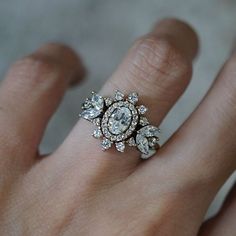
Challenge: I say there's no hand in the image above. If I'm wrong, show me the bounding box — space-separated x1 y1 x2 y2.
0 18 235 236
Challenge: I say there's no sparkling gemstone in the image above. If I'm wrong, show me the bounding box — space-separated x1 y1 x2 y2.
136 134 149 155
93 118 101 126
138 105 148 115
91 93 104 109
149 137 159 147
135 125 160 155
108 106 132 135
115 142 125 152
128 92 138 104
139 116 149 126
143 125 160 137
82 98 92 109
101 138 112 150
127 137 136 146
80 93 104 120
104 97 113 106
93 128 102 138
114 90 124 101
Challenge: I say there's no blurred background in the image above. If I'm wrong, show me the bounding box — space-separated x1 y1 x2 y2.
0 0 235 219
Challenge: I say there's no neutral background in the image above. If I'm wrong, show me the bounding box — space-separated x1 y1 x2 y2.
0 0 235 219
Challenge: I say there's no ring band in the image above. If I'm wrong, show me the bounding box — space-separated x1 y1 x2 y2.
80 90 160 159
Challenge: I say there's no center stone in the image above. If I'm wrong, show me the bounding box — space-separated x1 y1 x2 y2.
108 106 132 135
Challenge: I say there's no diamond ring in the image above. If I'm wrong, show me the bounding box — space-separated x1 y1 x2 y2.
80 90 160 159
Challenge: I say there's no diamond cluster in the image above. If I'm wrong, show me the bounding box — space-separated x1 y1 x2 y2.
80 90 160 159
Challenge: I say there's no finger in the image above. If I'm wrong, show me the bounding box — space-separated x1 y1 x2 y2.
165 50 236 186
136 46 236 216
199 182 236 236
102 18 198 125
0 43 86 173
57 19 199 179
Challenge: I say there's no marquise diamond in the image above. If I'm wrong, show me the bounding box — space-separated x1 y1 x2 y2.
135 125 160 155
80 93 104 120
136 134 149 155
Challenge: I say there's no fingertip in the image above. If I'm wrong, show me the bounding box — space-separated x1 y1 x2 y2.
152 18 199 62
36 42 87 86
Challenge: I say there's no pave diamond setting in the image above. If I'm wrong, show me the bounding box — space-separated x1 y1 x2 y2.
80 90 160 159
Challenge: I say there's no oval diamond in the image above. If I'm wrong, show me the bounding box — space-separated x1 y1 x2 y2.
108 107 132 135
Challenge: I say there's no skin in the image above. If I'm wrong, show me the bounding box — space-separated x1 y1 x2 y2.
0 18 235 236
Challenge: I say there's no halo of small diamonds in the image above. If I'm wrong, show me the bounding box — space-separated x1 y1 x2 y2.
101 101 139 142
80 90 160 159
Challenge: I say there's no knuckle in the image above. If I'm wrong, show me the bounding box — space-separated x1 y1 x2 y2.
0 112 34 155
131 35 191 85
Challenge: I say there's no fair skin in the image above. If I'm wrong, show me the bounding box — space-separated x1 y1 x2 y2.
0 18 235 236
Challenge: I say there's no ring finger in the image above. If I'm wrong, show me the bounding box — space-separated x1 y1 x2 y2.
55 18 199 179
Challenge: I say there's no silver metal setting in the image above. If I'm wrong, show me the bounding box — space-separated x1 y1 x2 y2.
80 90 160 159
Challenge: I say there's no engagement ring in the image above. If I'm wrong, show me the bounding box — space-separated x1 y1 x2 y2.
80 90 160 159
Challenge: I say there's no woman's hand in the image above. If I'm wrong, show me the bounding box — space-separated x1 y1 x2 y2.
0 19 235 236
